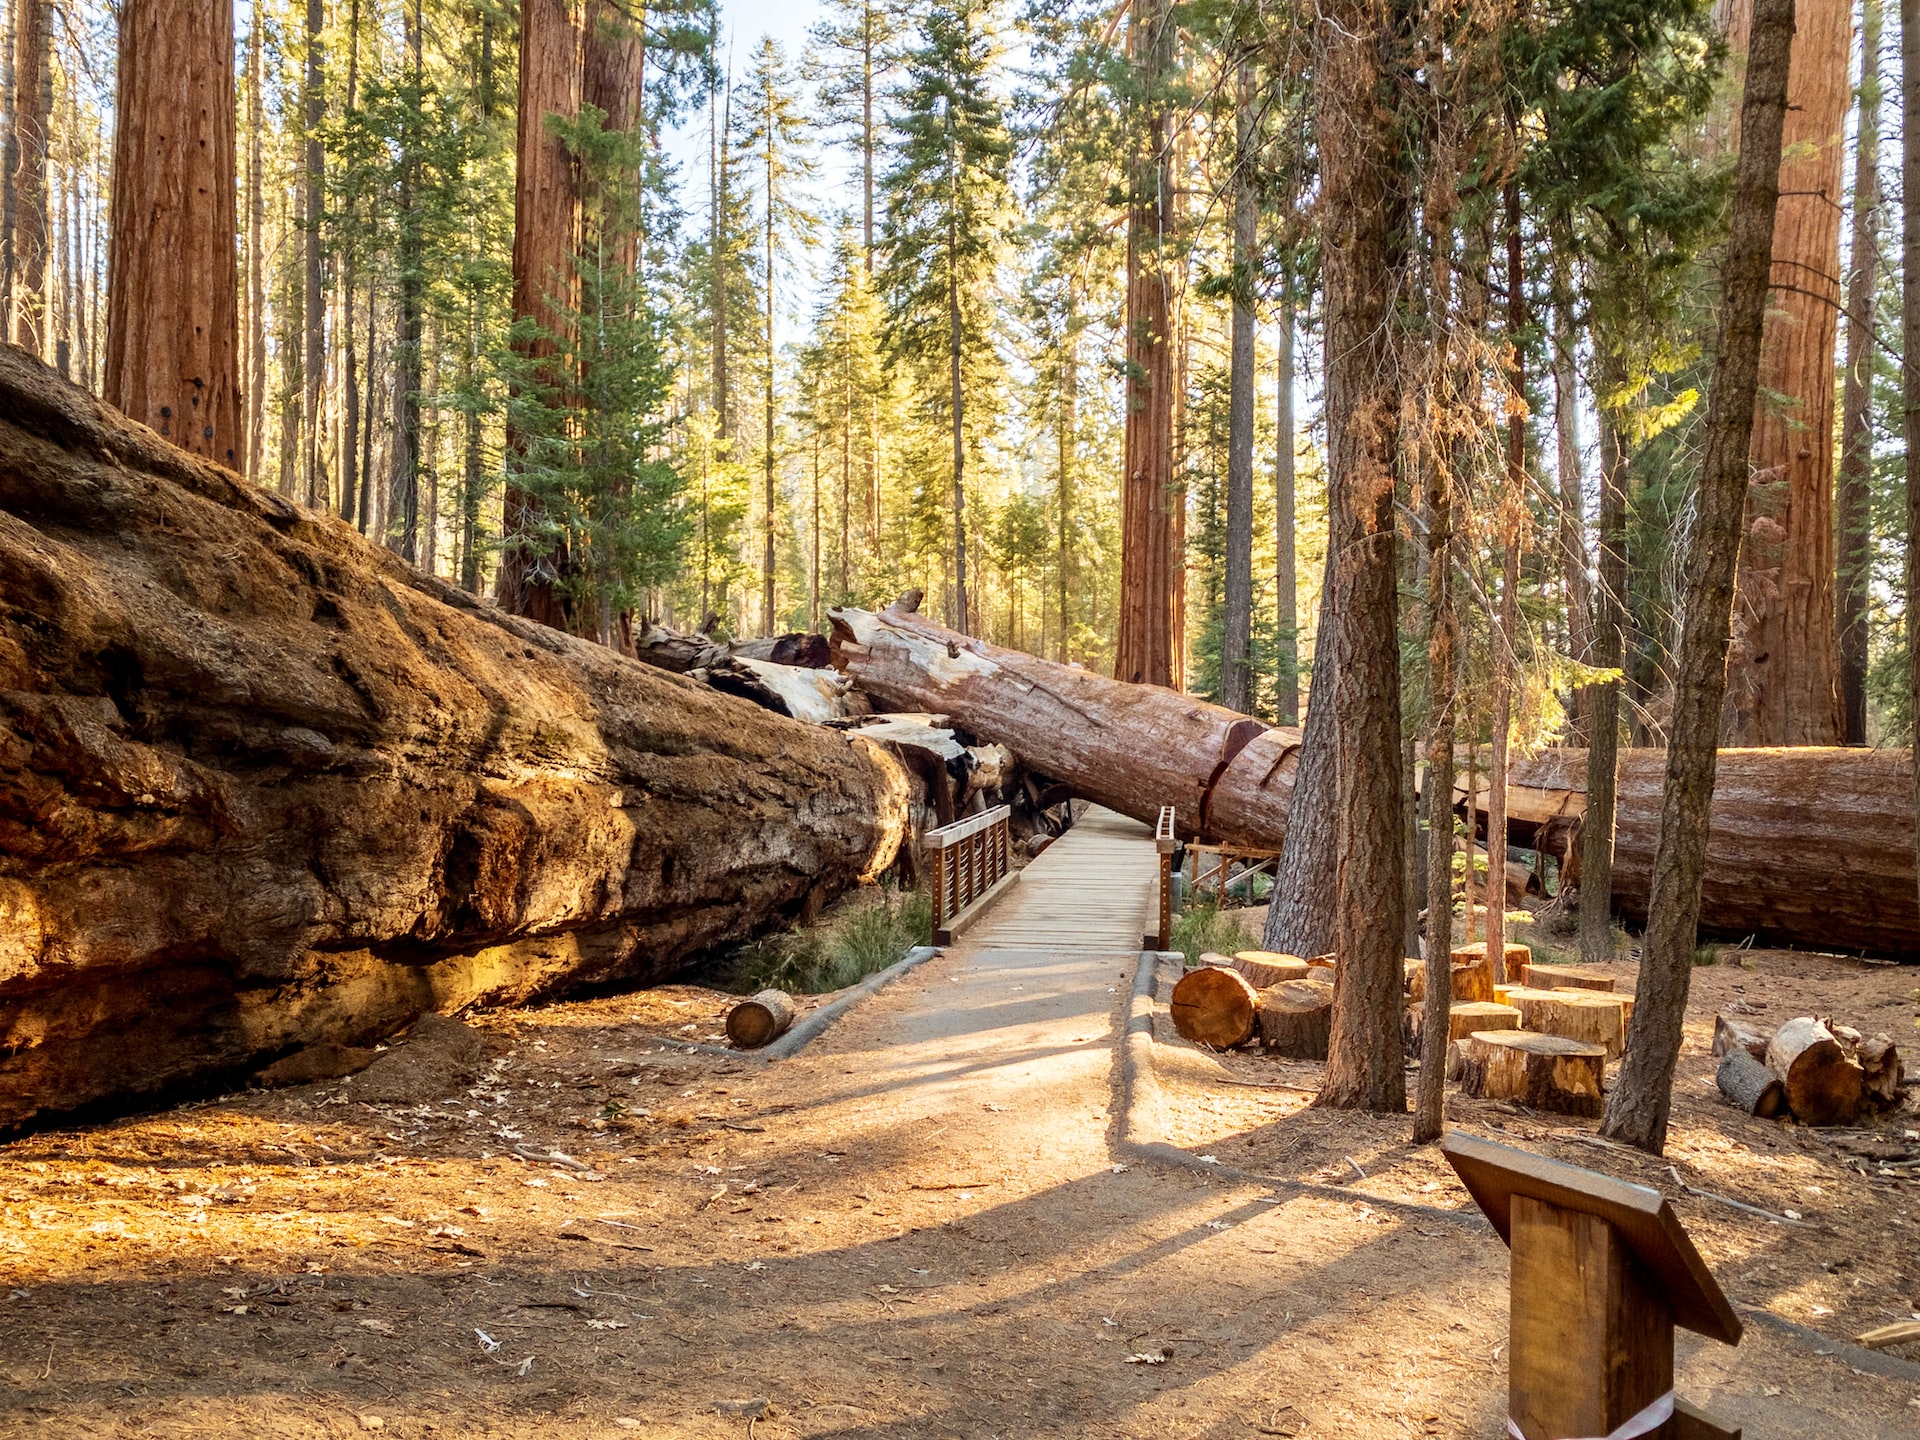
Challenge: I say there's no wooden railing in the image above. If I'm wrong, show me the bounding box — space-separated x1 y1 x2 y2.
926 804 1014 944
1145 805 1177 950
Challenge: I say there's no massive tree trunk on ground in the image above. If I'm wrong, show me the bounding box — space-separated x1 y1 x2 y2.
1115 0 1178 688
1310 0 1408 1114
498 0 580 626
831 604 1302 848
0 347 910 1130
1837 0 1881 745
1721 0 1847 745
103 0 243 469
1603 0 1793 1153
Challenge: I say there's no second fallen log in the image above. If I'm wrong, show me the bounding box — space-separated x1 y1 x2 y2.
1765 1017 1864 1126
726 990 798 1049
1716 1049 1787 1118
1170 965 1260 1048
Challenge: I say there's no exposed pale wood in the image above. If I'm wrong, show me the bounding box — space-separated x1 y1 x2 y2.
1672 1399 1743 1440
1508 1195 1675 1440
1454 941 1528 976
1765 1016 1864 1126
1856 1319 1920 1350
1856 1034 1905 1110
1410 1000 1519 1058
1170 965 1259 1049
1256 977 1334 1059
959 807 1157 955
1521 961 1616 993
1507 988 1631 1060
1715 1048 1787 1118
1454 1031 1606 1116
1227 952 1313 987
726 990 798 1049
1412 959 1493 1005
1711 1015 1772 1061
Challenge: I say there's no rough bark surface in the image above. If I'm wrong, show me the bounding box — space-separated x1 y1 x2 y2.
1722 0 1848 745
104 0 243 469
0 347 908 1128
7 0 48 355
1602 0 1794 1153
1504 747 1918 956
829 605 1303 849
1579 401 1628 967
1836 0 1881 744
1220 60 1257 715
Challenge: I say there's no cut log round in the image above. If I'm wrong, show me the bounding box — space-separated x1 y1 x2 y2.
1452 1031 1606 1117
1409 1000 1520 1058
1230 951 1314 987
1765 1016 1864 1126
1711 1014 1772 1061
1716 1048 1787 1118
1855 1034 1904 1110
0 345 911 1128
1170 965 1260 1049
1519 962 1616 992
725 989 798 1049
1452 941 1529 984
1256 977 1335 1059
1506 988 1630 1060
1412 960 1496 1005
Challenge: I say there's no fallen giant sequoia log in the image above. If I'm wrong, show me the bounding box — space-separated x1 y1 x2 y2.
830 604 1303 848
1495 749 1918 957
0 348 910 1126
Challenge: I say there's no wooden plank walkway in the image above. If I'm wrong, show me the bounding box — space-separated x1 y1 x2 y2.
954 805 1157 954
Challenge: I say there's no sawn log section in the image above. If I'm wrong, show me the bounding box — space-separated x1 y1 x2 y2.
1503 749 1917 957
831 605 1302 849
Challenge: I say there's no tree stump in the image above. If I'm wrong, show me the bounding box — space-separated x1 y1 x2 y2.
1228 951 1314 987
1453 941 1529 984
1409 1000 1520 1058
1710 1014 1771 1061
1170 965 1260 1048
1452 1031 1606 1117
1715 1048 1786 1118
1766 1016 1864 1126
1412 960 1495 1005
1521 962 1616 992
1506 988 1631 1060
1856 1035 1905 1110
726 990 798 1049
1257 978 1335 1059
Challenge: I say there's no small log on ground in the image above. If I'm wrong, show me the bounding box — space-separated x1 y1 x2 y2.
1716 1048 1787 1118
1256 978 1335 1059
1855 1034 1905 1110
1170 965 1260 1048
726 989 798 1049
1711 1014 1772 1061
1230 951 1313 987
1506 988 1631 1060
1520 962 1616 992
1765 1017 1864 1126
1453 941 1529 983
1452 1031 1606 1117
1409 1000 1519 1058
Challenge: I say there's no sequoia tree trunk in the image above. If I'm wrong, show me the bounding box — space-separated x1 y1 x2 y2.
1603 0 1794 1153
1721 0 1847 745
0 345 909 1129
104 0 243 469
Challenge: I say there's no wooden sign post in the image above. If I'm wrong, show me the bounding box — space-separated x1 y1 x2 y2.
1442 1134 1744 1440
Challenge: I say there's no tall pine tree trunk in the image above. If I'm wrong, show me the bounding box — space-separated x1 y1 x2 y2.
1058 298 1078 663
948 207 969 633
1274 275 1298 723
104 0 242 467
500 0 580 624
391 0 425 563
303 0 326 508
1905 0 1920 916
1837 0 1881 746
1580 381 1629 967
1552 270 1591 741
1115 0 1177 686
7 0 46 357
763 112 777 636
1221 60 1256 714
339 0 363 524
1601 0 1793 1152
1314 0 1408 1114
1485 179 1525 983
1722 0 1847 745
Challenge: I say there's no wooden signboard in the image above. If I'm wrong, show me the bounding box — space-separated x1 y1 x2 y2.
1442 1133 1743 1440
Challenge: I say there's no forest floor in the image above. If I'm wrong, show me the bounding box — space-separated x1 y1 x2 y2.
0 862 1917 1435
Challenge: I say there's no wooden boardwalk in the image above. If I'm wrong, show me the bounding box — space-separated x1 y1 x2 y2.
954 805 1157 954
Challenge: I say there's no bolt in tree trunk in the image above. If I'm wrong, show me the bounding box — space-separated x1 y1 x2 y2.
500 0 580 624
1221 58 1257 715
1486 178 1525 984
1580 383 1629 967
7 0 46 357
1837 0 1881 745
1313 0 1408 1114
303 0 325 508
1905 0 1920 914
104 0 242 468
1722 0 1847 745
1275 274 1299 723
1600 0 1793 1153
1115 0 1177 686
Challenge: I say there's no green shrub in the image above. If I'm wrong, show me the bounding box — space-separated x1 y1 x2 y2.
1693 942 1719 967
1171 900 1250 967
738 886 931 995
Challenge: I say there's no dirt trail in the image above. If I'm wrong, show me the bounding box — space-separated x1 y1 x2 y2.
0 811 1916 1436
